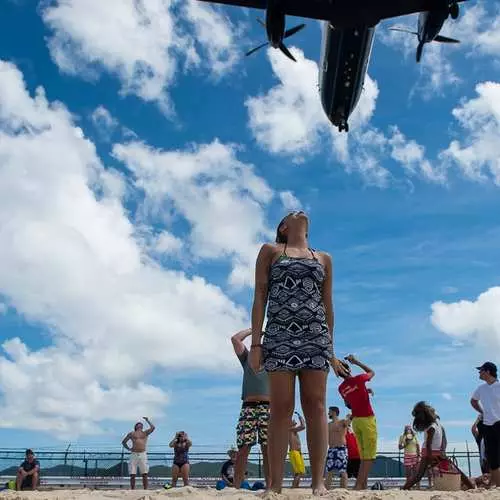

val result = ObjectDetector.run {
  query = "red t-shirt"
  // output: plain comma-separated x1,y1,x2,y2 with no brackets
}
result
338,373,374,418
346,430,360,459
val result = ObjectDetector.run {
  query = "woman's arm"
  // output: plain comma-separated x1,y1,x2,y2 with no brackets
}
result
398,435,405,450
251,244,273,345
321,253,334,337
169,436,177,448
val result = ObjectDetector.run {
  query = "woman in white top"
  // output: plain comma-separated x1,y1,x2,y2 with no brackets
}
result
403,402,474,490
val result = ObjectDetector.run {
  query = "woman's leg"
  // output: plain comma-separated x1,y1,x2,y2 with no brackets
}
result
181,463,190,486
298,369,328,496
267,371,296,493
171,464,179,487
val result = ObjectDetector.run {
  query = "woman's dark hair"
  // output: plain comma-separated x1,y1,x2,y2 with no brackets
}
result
412,401,438,432
275,216,288,244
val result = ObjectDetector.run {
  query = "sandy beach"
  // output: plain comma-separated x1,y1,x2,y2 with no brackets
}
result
1,488,500,500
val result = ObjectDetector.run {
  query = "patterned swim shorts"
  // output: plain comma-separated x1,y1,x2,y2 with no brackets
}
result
236,402,270,448
325,446,348,474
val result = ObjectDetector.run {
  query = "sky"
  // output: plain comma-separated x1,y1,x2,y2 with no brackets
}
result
0,0,499,457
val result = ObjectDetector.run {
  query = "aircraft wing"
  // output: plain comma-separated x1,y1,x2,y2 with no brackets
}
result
197,0,467,25
196,0,266,10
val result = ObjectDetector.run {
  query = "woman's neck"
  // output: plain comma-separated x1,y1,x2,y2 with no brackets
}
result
286,233,308,248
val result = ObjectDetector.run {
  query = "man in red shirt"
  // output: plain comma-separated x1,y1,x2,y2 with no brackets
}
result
337,354,377,490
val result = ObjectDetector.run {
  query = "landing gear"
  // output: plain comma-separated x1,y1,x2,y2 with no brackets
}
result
338,121,349,133
449,1,459,20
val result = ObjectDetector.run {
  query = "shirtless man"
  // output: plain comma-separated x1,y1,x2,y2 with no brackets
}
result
288,412,306,488
325,407,350,489
121,417,155,489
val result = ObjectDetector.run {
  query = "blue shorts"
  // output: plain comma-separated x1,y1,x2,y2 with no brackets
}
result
326,446,348,474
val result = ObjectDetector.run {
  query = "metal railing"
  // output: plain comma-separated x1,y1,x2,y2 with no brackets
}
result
0,447,481,481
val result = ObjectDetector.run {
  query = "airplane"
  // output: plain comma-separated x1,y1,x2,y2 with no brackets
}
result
196,0,466,132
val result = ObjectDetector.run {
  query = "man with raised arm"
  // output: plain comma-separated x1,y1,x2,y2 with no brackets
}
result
337,355,377,490
231,328,271,489
121,417,155,490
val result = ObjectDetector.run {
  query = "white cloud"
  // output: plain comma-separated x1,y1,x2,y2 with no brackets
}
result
442,392,453,401
441,81,500,185
152,230,184,256
0,303,7,315
40,0,239,114
182,0,239,76
442,286,459,295
245,47,326,158
112,140,274,288
279,191,302,212
90,105,118,141
0,60,263,435
388,126,445,183
431,287,500,350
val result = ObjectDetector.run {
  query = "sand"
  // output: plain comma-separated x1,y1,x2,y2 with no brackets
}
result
1,488,499,500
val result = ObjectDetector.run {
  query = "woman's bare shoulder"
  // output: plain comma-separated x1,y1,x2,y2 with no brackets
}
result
316,250,333,265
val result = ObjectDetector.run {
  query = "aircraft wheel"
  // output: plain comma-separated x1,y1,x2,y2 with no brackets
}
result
338,121,349,133
449,2,459,20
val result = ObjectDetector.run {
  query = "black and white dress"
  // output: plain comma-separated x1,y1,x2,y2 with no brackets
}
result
262,245,333,372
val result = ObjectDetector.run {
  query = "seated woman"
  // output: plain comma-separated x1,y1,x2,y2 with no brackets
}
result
403,402,474,490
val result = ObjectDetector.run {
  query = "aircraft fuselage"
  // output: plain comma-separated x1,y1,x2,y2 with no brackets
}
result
319,23,375,132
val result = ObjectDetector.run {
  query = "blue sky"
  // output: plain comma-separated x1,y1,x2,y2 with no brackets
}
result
0,0,499,457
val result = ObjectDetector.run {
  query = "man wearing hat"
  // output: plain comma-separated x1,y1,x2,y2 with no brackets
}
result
16,449,40,490
471,361,500,487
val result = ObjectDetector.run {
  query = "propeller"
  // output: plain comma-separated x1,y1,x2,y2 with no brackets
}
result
389,27,460,44
245,20,306,62
389,27,460,62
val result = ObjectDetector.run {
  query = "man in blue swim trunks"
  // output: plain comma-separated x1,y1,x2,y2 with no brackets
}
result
325,406,350,489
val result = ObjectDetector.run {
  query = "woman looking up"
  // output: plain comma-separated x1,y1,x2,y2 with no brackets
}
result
249,210,345,495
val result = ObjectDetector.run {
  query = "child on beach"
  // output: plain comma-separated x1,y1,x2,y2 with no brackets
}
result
402,401,475,490
325,406,350,489
337,354,377,490
288,412,306,488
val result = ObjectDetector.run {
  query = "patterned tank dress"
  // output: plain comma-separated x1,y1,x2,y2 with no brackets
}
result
262,245,333,372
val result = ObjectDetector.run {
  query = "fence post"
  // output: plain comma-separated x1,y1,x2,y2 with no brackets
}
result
258,449,262,478
466,441,471,478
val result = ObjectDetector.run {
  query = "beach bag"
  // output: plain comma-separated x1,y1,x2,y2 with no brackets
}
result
432,457,461,491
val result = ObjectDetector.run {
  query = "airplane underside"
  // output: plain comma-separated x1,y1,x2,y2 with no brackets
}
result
319,25,375,132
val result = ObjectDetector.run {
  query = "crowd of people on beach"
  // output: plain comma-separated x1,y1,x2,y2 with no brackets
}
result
12,211,500,495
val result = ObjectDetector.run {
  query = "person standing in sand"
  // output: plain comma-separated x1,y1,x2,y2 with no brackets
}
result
398,425,420,486
346,423,360,480
289,412,306,488
471,361,500,487
325,406,350,489
121,417,155,490
169,431,192,487
231,328,270,489
337,355,377,490
249,210,347,495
